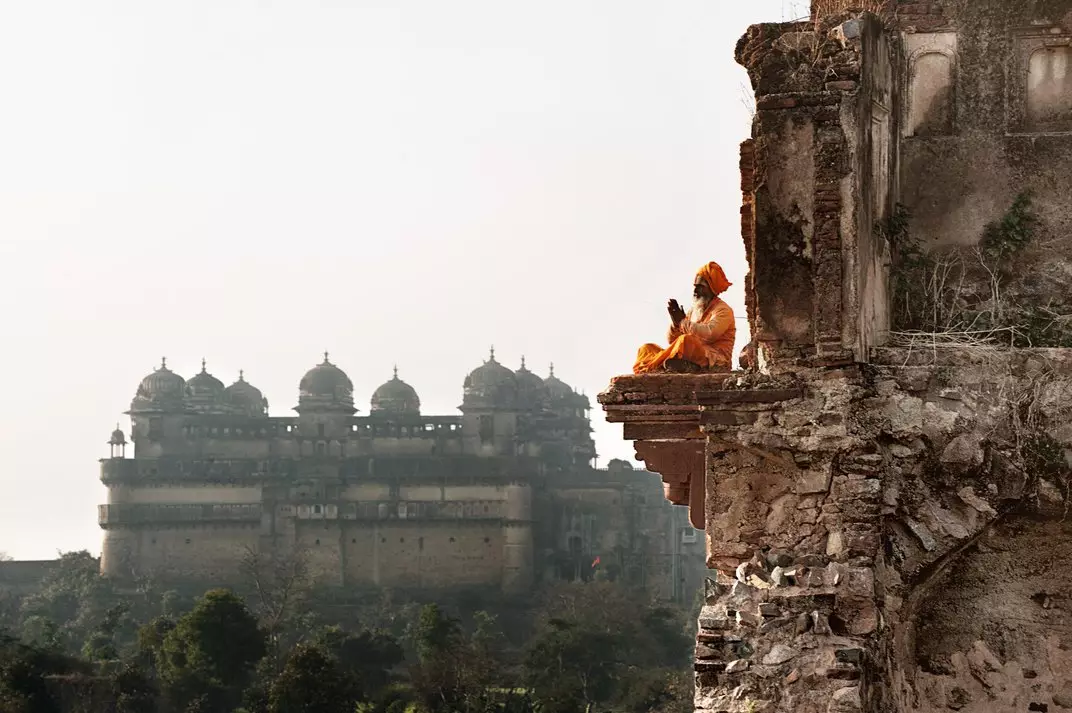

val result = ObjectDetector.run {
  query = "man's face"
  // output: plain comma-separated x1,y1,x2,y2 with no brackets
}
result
693,278,714,301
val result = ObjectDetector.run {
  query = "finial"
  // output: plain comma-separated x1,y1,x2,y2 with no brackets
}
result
521,355,527,370
323,350,330,364
549,362,555,377
489,345,496,362
200,357,207,373
238,369,245,382
393,364,399,379
160,357,167,370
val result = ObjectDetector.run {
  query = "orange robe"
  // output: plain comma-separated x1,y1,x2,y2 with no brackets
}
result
633,299,736,374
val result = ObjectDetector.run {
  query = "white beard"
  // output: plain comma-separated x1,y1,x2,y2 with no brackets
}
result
690,294,713,319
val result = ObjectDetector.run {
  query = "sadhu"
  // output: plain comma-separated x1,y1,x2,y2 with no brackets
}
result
633,261,736,374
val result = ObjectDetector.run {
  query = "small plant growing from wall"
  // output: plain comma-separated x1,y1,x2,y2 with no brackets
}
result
886,192,1072,347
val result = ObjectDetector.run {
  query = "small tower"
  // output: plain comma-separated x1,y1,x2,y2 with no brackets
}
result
108,423,127,459
460,346,520,456
127,357,187,457
295,352,356,441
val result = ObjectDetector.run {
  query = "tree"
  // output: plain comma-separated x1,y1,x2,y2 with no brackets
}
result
267,644,353,713
524,618,620,713
409,604,502,713
313,626,403,701
109,663,158,713
0,631,90,713
81,603,129,662
239,548,314,672
158,589,266,711
524,581,694,713
19,551,117,656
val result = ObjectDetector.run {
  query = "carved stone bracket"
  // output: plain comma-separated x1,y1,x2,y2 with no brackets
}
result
599,373,804,533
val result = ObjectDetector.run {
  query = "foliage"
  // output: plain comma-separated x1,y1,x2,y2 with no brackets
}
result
313,625,404,701
888,193,1071,347
109,664,158,713
0,573,697,713
524,582,693,713
157,589,266,711
980,191,1039,261
81,603,129,662
240,549,316,673
524,618,620,713
408,604,514,713
267,644,354,713
19,552,117,656
0,631,91,713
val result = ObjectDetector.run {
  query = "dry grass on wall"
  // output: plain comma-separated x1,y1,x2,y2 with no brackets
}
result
810,0,892,19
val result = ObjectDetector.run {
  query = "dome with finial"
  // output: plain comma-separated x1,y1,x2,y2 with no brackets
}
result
225,370,269,417
462,346,517,409
130,358,186,412
371,365,421,416
297,352,355,413
544,363,590,410
184,359,227,412
543,362,572,400
515,356,549,410
108,424,126,446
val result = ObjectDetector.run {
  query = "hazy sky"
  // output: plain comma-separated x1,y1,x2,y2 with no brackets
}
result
0,0,810,560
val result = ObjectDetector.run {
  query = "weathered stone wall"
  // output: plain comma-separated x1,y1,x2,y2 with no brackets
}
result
101,524,261,581
894,1,1072,335
736,13,897,365
604,4,1072,713
603,350,1072,712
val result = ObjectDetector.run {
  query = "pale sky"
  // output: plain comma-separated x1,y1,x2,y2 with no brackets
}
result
0,0,810,560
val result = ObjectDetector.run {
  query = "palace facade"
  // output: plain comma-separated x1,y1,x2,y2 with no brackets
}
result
98,351,704,600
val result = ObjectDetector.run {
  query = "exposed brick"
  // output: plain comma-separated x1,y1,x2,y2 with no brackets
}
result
825,80,858,92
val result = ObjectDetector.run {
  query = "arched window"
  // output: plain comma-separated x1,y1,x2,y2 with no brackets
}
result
907,51,954,136
1027,46,1072,131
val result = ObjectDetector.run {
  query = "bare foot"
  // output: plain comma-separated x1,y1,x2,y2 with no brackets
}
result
663,359,701,373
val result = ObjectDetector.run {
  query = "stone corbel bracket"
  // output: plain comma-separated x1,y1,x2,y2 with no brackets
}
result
598,374,804,530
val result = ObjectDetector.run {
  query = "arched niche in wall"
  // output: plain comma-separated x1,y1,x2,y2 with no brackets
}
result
1009,28,1072,134
904,33,958,138
1027,44,1072,131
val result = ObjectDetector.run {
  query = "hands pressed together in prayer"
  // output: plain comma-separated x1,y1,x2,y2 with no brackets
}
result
667,298,687,328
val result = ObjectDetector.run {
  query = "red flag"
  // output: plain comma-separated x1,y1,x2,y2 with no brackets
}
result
591,556,601,568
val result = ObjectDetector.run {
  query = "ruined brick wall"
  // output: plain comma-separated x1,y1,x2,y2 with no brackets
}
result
740,139,756,333
604,351,1072,712
602,6,1072,711
693,350,1072,713
736,14,896,366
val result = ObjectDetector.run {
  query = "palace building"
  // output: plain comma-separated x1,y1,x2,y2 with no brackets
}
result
97,351,704,600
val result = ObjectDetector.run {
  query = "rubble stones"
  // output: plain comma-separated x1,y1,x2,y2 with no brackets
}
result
957,487,997,515
829,686,862,711
725,658,750,674
762,644,799,665
941,433,985,468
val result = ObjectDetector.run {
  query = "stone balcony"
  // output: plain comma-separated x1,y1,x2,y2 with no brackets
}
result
598,372,805,531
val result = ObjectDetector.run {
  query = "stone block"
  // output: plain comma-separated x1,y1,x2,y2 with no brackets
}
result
725,658,749,674
762,644,799,665
797,468,834,494
829,686,862,711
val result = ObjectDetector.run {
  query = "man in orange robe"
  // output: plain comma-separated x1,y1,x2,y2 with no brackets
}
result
633,261,736,374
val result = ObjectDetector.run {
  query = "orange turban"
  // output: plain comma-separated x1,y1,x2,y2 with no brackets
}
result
696,261,731,296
